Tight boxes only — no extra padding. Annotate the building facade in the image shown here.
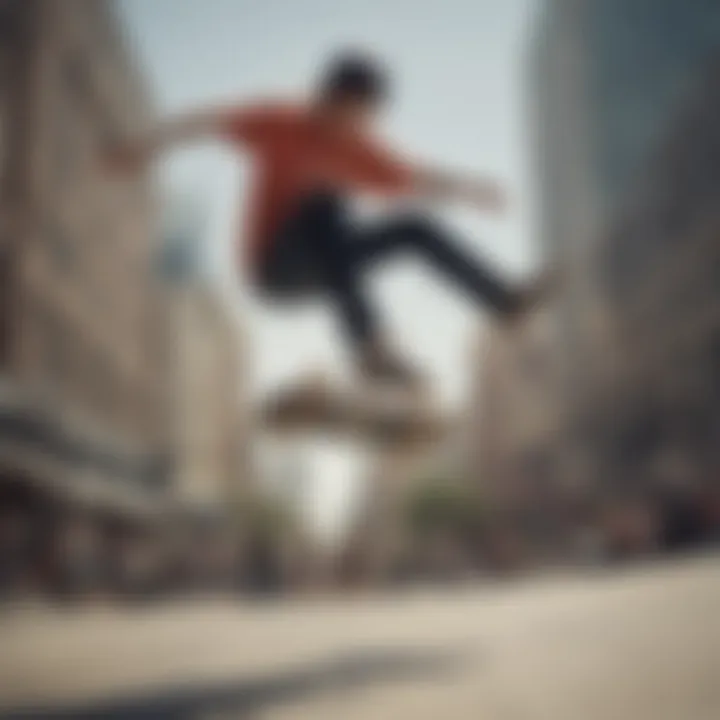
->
[501,0,720,554]
[470,313,573,559]
[172,284,247,512]
[596,51,720,494]
[530,1,720,422]
[531,0,720,256]
[530,0,720,412]
[0,0,171,597]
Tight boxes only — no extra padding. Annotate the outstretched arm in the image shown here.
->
[105,105,260,173]
[412,167,508,214]
[355,140,508,215]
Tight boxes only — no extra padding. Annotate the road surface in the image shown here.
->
[0,556,719,719]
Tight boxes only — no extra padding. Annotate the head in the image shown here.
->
[315,51,390,132]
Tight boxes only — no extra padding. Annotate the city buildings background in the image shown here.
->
[1,2,718,717]
[0,0,719,599]
[473,0,720,563]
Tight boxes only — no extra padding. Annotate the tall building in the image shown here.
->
[531,0,720,392]
[0,1,38,369]
[510,0,720,558]
[160,187,250,515]
[595,51,720,488]
[172,283,248,512]
[532,0,720,258]
[529,0,720,479]
[470,314,566,545]
[0,0,171,592]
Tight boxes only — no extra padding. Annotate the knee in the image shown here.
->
[389,214,441,245]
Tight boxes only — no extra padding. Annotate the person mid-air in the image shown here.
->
[109,51,550,386]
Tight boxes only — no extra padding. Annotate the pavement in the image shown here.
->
[0,555,719,720]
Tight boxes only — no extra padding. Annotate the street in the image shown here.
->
[0,556,719,720]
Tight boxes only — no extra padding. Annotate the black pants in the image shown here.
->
[258,193,521,348]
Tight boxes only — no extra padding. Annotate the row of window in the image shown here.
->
[610,225,720,359]
[598,82,720,302]
[51,16,152,255]
[25,290,154,445]
[591,0,720,208]
[0,404,172,490]
[47,44,156,348]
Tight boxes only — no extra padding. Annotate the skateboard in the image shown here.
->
[258,374,445,445]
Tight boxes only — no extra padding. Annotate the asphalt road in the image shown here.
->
[0,556,718,719]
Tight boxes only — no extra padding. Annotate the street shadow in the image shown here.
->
[1,645,474,719]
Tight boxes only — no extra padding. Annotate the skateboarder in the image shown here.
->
[108,51,550,386]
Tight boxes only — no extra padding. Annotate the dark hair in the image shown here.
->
[319,51,389,104]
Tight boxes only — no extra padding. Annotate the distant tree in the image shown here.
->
[405,477,487,543]
[233,493,299,543]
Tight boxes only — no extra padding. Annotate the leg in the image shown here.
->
[285,193,381,348]
[351,215,523,316]
[261,193,422,385]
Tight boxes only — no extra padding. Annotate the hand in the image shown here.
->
[102,140,150,176]
[470,180,508,214]
[416,170,509,214]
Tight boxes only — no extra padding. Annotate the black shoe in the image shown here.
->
[504,268,559,323]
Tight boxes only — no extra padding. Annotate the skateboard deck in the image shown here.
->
[258,375,446,445]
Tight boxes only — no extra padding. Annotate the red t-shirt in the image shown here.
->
[219,101,417,269]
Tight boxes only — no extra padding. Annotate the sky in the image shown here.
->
[118,0,541,540]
